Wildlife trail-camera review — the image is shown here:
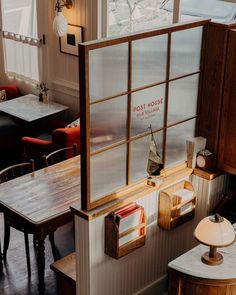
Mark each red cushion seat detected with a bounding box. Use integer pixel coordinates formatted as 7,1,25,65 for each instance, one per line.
21,123,81,169
0,85,21,100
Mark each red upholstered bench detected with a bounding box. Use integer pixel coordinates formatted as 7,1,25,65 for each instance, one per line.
0,85,21,100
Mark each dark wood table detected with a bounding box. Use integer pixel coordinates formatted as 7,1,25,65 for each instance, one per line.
0,156,81,294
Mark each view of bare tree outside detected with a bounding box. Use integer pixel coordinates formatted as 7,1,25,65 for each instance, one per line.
107,0,236,37
107,0,173,36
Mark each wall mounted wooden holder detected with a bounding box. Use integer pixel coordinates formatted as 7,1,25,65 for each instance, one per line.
158,180,196,230
105,206,146,259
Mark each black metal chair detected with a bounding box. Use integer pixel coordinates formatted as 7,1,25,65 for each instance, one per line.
0,159,34,276
43,144,77,167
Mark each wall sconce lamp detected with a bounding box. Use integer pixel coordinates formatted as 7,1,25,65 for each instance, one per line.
53,0,73,37
194,214,235,265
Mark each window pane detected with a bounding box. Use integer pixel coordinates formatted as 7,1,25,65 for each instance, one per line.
166,119,196,166
170,27,203,78
90,96,127,152
1,0,37,38
89,43,129,101
131,84,165,136
3,37,39,82
168,74,199,125
161,0,236,23
107,0,173,36
130,132,163,182
132,34,168,89
90,145,127,201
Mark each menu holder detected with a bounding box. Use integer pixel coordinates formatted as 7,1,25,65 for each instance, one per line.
105,203,146,259
158,180,196,230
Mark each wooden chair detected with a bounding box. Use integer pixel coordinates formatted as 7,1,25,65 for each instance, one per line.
0,159,34,276
43,144,77,167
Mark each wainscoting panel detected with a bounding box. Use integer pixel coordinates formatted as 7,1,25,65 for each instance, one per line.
75,173,229,295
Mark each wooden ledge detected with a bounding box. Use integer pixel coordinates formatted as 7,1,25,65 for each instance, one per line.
71,162,193,221
193,168,222,180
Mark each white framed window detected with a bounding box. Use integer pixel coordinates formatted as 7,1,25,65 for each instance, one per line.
102,0,174,37
101,0,236,38
1,0,41,83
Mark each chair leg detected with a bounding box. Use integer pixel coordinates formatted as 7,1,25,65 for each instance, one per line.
24,232,31,276
33,235,36,248
3,218,10,260
0,240,2,270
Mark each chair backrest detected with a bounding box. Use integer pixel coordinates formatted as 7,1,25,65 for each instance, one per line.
0,159,35,183
43,144,77,167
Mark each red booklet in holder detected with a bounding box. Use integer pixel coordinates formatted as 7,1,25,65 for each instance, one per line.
112,203,145,246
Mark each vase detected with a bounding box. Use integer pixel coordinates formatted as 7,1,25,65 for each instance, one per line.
43,93,49,104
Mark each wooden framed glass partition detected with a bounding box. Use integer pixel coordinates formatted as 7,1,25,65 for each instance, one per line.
79,19,210,211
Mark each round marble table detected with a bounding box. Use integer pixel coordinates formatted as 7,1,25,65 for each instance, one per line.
168,243,236,295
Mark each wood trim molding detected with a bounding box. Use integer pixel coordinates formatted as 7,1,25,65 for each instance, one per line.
193,168,222,180
52,78,79,97
71,162,193,220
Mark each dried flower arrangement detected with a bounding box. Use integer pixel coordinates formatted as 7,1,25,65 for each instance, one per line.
36,82,49,102
37,82,49,94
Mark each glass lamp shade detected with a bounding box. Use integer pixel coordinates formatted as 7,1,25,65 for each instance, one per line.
53,12,68,37
194,214,235,265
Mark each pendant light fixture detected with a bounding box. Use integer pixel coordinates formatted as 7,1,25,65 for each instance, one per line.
53,0,73,37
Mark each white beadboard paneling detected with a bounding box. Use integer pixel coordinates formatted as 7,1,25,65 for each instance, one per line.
75,174,229,295
76,216,91,295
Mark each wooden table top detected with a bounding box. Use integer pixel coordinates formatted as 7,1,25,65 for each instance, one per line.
0,156,81,224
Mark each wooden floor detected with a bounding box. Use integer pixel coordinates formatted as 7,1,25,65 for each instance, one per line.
0,214,74,295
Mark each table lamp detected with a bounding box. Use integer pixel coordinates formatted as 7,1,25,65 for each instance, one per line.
194,213,235,265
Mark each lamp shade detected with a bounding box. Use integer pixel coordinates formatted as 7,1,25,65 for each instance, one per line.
194,214,235,247
53,12,68,37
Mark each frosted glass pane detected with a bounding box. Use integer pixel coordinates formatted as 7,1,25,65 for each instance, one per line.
89,43,128,101
90,96,127,152
132,34,168,89
170,27,203,78
131,84,165,136
130,132,163,182
168,74,199,125
90,145,127,201
166,119,196,166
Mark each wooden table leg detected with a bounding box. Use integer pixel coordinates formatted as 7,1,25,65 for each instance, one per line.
35,237,46,295
0,240,2,271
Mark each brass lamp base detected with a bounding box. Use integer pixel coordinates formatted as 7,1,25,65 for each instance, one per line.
201,246,223,266
64,0,73,9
